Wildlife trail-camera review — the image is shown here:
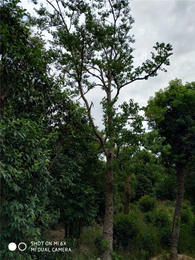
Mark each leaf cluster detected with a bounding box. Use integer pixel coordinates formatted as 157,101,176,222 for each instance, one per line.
144,79,195,164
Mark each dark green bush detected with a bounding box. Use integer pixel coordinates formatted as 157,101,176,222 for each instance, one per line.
135,230,158,258
178,202,195,255
94,236,103,254
135,174,154,200
113,213,139,250
155,174,177,200
143,211,155,224
153,210,170,227
181,204,194,226
131,249,150,260
178,223,195,255
139,195,157,213
159,227,171,249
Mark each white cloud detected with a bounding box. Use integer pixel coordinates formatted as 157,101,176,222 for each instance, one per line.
127,0,195,103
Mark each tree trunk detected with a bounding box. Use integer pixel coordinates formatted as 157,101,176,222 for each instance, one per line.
101,154,114,260
170,165,185,260
124,175,131,214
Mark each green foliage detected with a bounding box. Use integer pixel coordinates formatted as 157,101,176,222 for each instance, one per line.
139,195,157,213
0,2,104,259
3,2,195,260
143,211,155,224
181,202,194,226
159,227,171,250
155,173,177,200
135,229,158,258
0,0,54,119
145,79,195,165
0,118,56,259
153,210,171,228
48,125,105,237
185,157,195,206
135,174,155,200
178,223,195,256
56,200,195,259
143,209,170,228
32,2,173,259
144,79,195,257
111,250,124,260
113,213,139,250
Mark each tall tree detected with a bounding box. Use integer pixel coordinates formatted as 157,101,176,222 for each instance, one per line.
0,2,54,258
144,79,195,260
0,1,67,258
33,1,173,258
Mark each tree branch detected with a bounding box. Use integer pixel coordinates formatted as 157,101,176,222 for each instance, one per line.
115,58,170,99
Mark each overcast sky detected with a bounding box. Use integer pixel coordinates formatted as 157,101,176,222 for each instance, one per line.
22,0,195,128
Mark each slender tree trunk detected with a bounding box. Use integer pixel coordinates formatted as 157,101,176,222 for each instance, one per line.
124,175,131,214
101,74,115,260
102,154,114,260
170,165,185,260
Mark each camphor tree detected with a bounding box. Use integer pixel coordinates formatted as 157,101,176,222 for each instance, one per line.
144,79,195,260
33,0,173,259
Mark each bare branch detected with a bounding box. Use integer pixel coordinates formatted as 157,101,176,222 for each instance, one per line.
46,0,67,30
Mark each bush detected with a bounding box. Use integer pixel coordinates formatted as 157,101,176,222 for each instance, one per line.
143,211,155,224
155,174,177,201
153,210,170,228
130,249,150,260
135,174,154,200
113,213,139,250
178,223,195,255
139,195,157,213
181,203,194,226
135,229,158,258
159,227,171,249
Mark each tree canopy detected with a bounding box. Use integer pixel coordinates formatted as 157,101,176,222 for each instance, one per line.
144,79,195,260
145,79,195,165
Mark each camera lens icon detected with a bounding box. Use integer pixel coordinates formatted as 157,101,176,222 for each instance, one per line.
8,242,27,251
18,242,27,251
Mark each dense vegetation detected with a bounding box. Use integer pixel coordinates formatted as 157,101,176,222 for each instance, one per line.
0,1,195,260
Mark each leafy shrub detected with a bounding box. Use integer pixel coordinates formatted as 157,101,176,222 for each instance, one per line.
113,213,139,250
155,174,177,200
159,227,171,249
135,174,154,200
135,229,158,258
153,210,170,228
130,249,150,260
139,195,157,213
94,235,103,254
181,203,194,226
177,202,195,255
178,223,195,255
143,211,155,224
